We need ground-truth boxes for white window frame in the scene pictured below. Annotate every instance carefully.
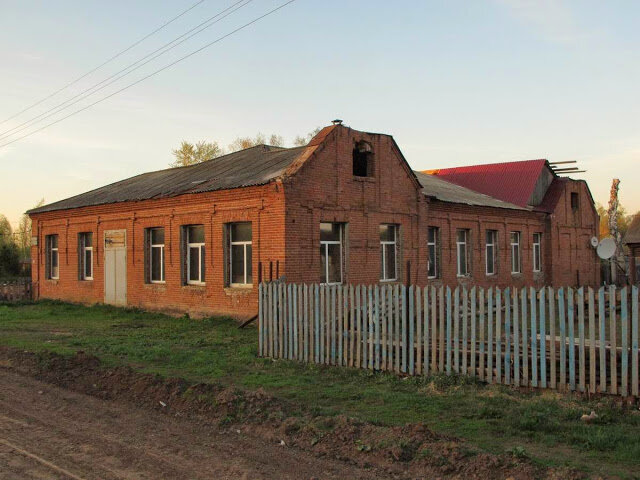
[80,233,93,281]
[186,226,205,285]
[229,223,252,287]
[427,226,438,279]
[320,223,343,285]
[510,231,522,274]
[532,232,542,273]
[149,228,165,284]
[456,229,470,277]
[380,224,397,282]
[47,235,59,280]
[485,230,497,276]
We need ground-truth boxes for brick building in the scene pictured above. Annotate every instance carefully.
[28,123,600,317]
[624,214,640,284]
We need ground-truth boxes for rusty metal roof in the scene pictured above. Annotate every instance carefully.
[29,145,306,214]
[414,171,527,210]
[424,159,548,208]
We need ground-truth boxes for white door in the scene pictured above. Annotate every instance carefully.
[104,230,127,306]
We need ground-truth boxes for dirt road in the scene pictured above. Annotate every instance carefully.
[0,370,387,480]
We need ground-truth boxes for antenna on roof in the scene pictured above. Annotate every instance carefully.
[549,160,586,176]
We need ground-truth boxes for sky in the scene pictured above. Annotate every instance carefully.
[1,0,639,227]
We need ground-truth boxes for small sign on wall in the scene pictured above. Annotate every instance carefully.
[31,236,38,246]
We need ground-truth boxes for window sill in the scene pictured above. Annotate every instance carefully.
[183,283,206,289]
[380,278,398,283]
[511,272,523,276]
[225,286,253,295]
[352,176,375,183]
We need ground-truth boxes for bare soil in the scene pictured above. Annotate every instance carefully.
[0,347,587,479]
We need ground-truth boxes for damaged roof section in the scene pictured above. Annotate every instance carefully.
[414,171,527,210]
[29,145,307,214]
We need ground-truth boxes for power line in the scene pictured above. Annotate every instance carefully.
[0,0,297,150]
[0,0,252,141]
[0,0,206,127]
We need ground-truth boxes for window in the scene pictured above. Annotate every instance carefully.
[185,225,205,285]
[46,235,59,280]
[510,231,521,274]
[148,228,165,283]
[379,224,397,281]
[485,230,497,276]
[352,140,373,177]
[456,229,470,277]
[427,226,439,278]
[571,192,579,211]
[320,222,344,284]
[229,222,252,286]
[533,232,542,272]
[78,232,93,280]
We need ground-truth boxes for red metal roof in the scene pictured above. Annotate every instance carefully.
[424,159,549,208]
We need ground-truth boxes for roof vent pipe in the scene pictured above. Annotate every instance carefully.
[332,119,343,125]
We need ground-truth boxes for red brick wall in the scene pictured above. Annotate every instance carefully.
[31,183,286,318]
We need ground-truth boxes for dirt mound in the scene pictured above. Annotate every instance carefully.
[0,347,586,479]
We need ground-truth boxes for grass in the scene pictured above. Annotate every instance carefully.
[1,300,639,478]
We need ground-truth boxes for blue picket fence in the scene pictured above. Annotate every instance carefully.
[258,283,640,398]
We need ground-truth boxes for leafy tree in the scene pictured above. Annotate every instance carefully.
[227,133,284,152]
[0,215,12,248]
[293,127,322,146]
[170,140,224,167]
[0,242,20,277]
[15,198,44,259]
[597,202,635,239]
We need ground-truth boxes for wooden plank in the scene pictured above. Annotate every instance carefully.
[471,287,477,377]
[331,285,336,365]
[423,287,429,375]
[453,287,460,374]
[416,286,422,375]
[355,285,362,368]
[513,288,520,387]
[549,287,556,389]
[431,286,437,373]
[446,287,452,375]
[462,288,468,376]
[375,285,381,371]
[279,283,284,359]
[599,287,606,393]
[338,286,343,365]
[539,287,547,389]
[621,287,629,397]
[504,288,511,385]
[409,285,415,375]
[578,287,586,393]
[609,285,617,395]
[568,287,575,391]
[487,288,493,383]
[288,283,293,360]
[381,285,387,371]
[496,288,502,384]
[402,286,408,373]
[304,284,309,363]
[327,285,332,365]
[479,288,486,381]
[314,284,320,364]
[632,285,638,397]
[271,282,277,359]
[368,286,374,370]
[395,284,401,373]
[558,288,566,390]
[521,288,528,387]
[258,284,263,356]
[588,287,596,393]
[293,284,298,360]
[530,287,538,388]
[439,286,445,372]
[343,285,349,366]
[320,286,325,364]
[388,286,394,371]
[349,285,355,367]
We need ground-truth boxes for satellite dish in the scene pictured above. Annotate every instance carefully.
[590,237,599,248]
[597,237,616,260]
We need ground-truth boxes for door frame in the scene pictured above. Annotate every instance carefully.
[103,229,127,306]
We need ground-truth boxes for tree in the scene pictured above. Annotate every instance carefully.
[0,215,12,248]
[597,202,635,239]
[227,133,284,153]
[15,198,44,260]
[170,140,224,167]
[293,127,321,146]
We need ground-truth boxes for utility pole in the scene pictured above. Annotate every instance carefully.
[607,178,621,284]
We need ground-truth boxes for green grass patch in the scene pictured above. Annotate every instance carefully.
[1,300,639,478]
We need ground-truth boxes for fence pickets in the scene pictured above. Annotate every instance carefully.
[259,283,640,398]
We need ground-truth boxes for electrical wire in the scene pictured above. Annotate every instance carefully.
[0,0,206,126]
[0,0,297,149]
[0,0,251,141]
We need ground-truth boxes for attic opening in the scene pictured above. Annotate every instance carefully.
[571,192,579,211]
[353,140,374,177]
